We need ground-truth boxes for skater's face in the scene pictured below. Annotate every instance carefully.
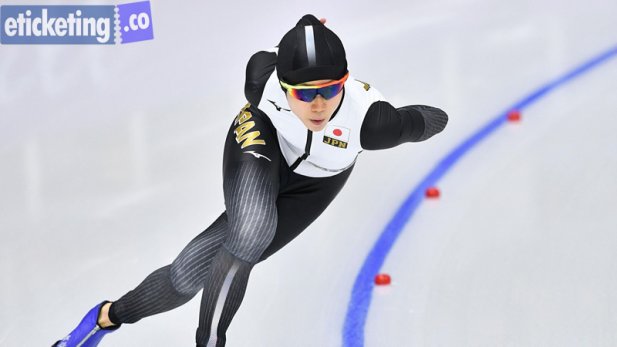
[285,79,344,132]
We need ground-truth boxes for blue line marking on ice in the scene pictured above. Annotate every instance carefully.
[343,43,617,347]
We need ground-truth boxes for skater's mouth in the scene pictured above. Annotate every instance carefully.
[310,119,325,126]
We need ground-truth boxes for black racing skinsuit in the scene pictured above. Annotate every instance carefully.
[107,51,448,347]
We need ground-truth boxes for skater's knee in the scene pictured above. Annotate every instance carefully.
[169,262,206,296]
[225,223,277,263]
[170,232,226,296]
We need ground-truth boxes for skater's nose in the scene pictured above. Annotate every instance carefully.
[311,95,327,112]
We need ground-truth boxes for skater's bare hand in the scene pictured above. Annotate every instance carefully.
[320,17,327,25]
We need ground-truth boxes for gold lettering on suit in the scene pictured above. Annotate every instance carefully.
[323,136,348,149]
[355,79,371,91]
[234,103,266,149]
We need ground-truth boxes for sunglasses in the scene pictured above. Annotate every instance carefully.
[279,72,349,102]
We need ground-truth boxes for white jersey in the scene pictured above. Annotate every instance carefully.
[257,67,385,177]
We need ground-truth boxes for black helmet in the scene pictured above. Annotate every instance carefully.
[276,14,348,85]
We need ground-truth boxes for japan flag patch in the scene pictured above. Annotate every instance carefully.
[323,125,350,149]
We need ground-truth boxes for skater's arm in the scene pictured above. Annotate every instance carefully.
[244,51,277,106]
[221,104,280,261]
[359,101,448,150]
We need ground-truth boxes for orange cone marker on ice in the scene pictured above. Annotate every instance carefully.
[375,273,391,285]
[507,110,521,122]
[425,187,440,199]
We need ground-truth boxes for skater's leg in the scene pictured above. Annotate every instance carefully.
[195,157,279,346]
[192,102,287,346]
[98,302,114,328]
[53,213,230,346]
[191,166,353,346]
[196,246,255,347]
[108,212,228,324]
[107,265,192,324]
[54,213,228,347]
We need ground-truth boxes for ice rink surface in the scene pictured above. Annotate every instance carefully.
[1,0,616,346]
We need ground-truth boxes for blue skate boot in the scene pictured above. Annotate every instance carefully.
[52,301,121,347]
